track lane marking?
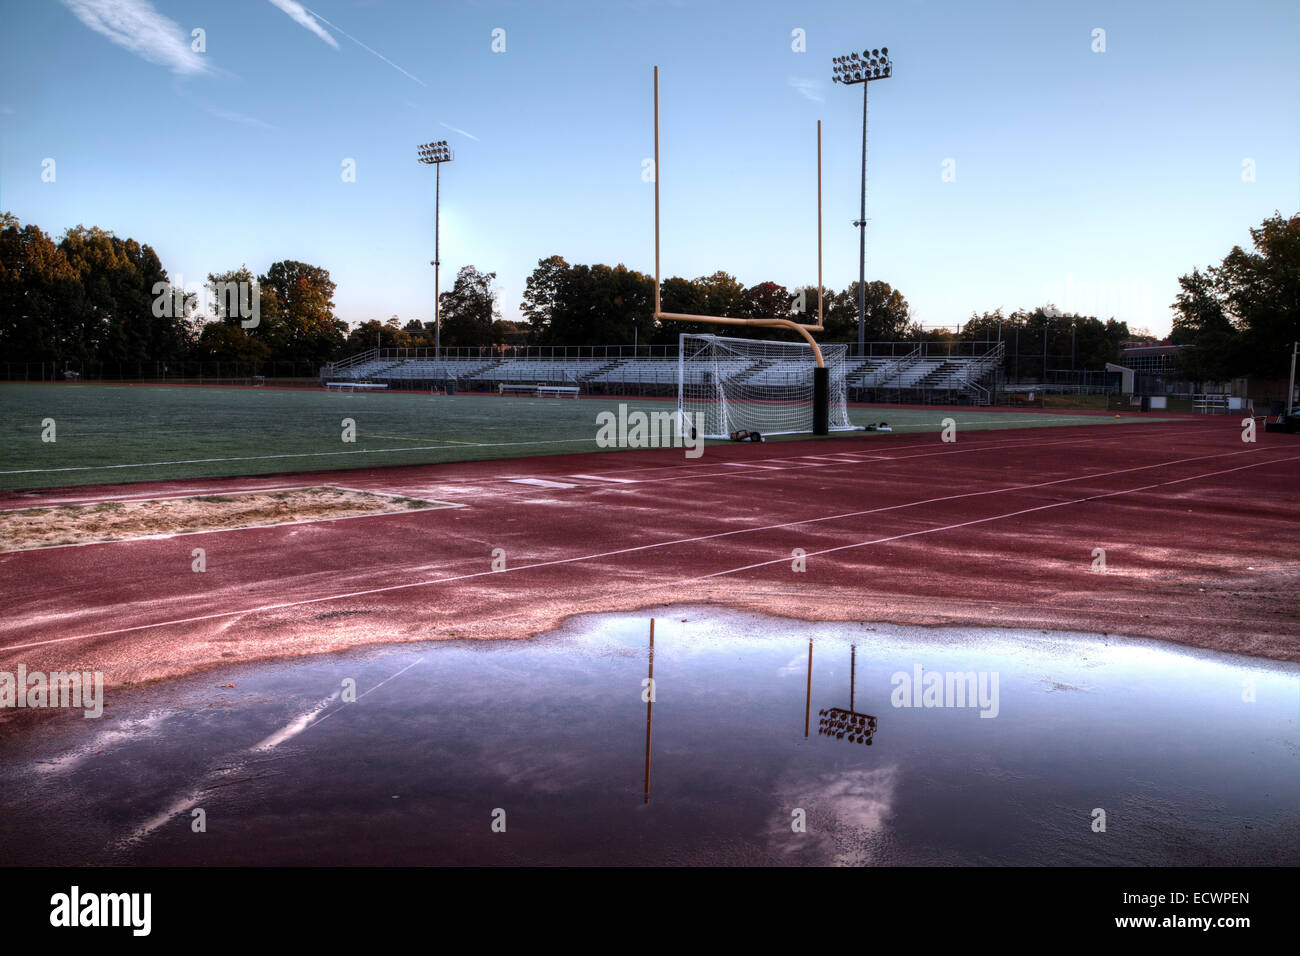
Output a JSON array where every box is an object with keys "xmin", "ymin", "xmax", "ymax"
[{"xmin": 5, "ymin": 445, "xmax": 1292, "ymax": 651}]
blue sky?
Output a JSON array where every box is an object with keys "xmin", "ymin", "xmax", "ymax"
[{"xmin": 1, "ymin": 0, "xmax": 1297, "ymax": 336}]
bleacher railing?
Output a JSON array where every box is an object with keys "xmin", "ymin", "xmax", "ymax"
[{"xmin": 321, "ymin": 339, "xmax": 1008, "ymax": 369}]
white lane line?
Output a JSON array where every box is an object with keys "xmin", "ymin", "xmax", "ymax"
[
  {"xmin": 5, "ymin": 445, "xmax": 1290, "ymax": 652},
  {"xmin": 253, "ymin": 692, "xmax": 342, "ymax": 752},
  {"xmin": 120, "ymin": 657, "xmax": 423, "ymax": 846},
  {"xmin": 696, "ymin": 454, "xmax": 1300, "ymax": 581},
  {"xmin": 558, "ymin": 427, "xmax": 1229, "ymax": 487},
  {"xmin": 570, "ymin": 474, "xmax": 640, "ymax": 483},
  {"xmin": 118, "ymin": 787, "xmax": 209, "ymax": 846},
  {"xmin": 525, "ymin": 422, "xmax": 1223, "ymax": 481},
  {"xmin": 509, "ymin": 478, "xmax": 579, "ymax": 488},
  {"xmin": 553, "ymin": 433, "xmax": 1090, "ymax": 479}
]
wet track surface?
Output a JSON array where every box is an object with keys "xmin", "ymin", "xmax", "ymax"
[{"xmin": 2, "ymin": 608, "xmax": 1296, "ymax": 866}]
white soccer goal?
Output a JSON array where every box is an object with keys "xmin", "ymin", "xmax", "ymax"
[{"xmin": 677, "ymin": 333, "xmax": 854, "ymax": 439}]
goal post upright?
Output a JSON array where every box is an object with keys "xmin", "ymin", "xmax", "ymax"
[{"xmin": 653, "ymin": 65, "xmax": 831, "ymax": 434}]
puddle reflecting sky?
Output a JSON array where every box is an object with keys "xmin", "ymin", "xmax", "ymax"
[{"xmin": 1, "ymin": 607, "xmax": 1297, "ymax": 865}]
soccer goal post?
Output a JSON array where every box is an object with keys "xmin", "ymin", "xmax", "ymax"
[{"xmin": 678, "ymin": 334, "xmax": 854, "ymax": 439}]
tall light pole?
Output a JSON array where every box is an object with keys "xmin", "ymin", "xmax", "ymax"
[
  {"xmin": 1044, "ymin": 305, "xmax": 1060, "ymax": 383},
  {"xmin": 832, "ymin": 46, "xmax": 892, "ymax": 356},
  {"xmin": 417, "ymin": 140, "xmax": 453, "ymax": 357}
]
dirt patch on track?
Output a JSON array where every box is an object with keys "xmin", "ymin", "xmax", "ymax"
[{"xmin": 0, "ymin": 486, "xmax": 451, "ymax": 552}]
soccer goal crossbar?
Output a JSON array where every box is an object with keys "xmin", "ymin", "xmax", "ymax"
[{"xmin": 678, "ymin": 334, "xmax": 854, "ymax": 439}]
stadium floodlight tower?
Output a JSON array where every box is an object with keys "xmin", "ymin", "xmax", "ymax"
[
  {"xmin": 416, "ymin": 140, "xmax": 454, "ymax": 357},
  {"xmin": 832, "ymin": 46, "xmax": 893, "ymax": 356}
]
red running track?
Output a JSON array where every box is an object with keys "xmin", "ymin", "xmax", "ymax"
[{"xmin": 1, "ymin": 419, "xmax": 1298, "ymax": 699}]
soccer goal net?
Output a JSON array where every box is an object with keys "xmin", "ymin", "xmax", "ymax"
[{"xmin": 678, "ymin": 333, "xmax": 854, "ymax": 439}]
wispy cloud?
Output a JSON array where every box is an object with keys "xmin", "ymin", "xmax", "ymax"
[
  {"xmin": 205, "ymin": 105, "xmax": 276, "ymax": 131},
  {"xmin": 60, "ymin": 0, "xmax": 209, "ymax": 75},
  {"xmin": 788, "ymin": 76, "xmax": 824, "ymax": 103},
  {"xmin": 440, "ymin": 122, "xmax": 479, "ymax": 142},
  {"xmin": 267, "ymin": 0, "xmax": 339, "ymax": 49},
  {"xmin": 303, "ymin": 6, "xmax": 426, "ymax": 86}
]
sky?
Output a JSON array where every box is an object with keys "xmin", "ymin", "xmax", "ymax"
[{"xmin": 1, "ymin": 0, "xmax": 1297, "ymax": 337}]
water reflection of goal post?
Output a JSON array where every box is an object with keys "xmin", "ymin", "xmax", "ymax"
[
  {"xmin": 805, "ymin": 641, "xmax": 878, "ymax": 746},
  {"xmin": 654, "ymin": 66, "xmax": 831, "ymax": 435}
]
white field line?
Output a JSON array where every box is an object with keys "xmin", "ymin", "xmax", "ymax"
[
  {"xmin": 0, "ymin": 436, "xmax": 604, "ymax": 476},
  {"xmin": 0, "ymin": 413, "xmax": 1201, "ymax": 479},
  {"xmin": 5, "ymin": 446, "xmax": 1292, "ymax": 652}
]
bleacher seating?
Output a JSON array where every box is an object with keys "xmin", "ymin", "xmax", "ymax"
[{"xmin": 320, "ymin": 343, "xmax": 1004, "ymax": 404}]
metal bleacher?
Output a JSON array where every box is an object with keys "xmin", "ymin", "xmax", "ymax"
[{"xmin": 320, "ymin": 342, "xmax": 1004, "ymax": 404}]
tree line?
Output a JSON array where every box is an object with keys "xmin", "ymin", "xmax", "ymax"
[
  {"xmin": 3, "ymin": 209, "xmax": 1295, "ymax": 380},
  {"xmin": 1168, "ymin": 212, "xmax": 1299, "ymax": 381}
]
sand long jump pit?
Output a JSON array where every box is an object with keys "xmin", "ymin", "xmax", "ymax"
[{"xmin": 0, "ymin": 485, "xmax": 457, "ymax": 552}]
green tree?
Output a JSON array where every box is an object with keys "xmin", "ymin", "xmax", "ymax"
[
  {"xmin": 526, "ymin": 261, "xmax": 654, "ymax": 345},
  {"xmin": 258, "ymin": 260, "xmax": 345, "ymax": 366},
  {"xmin": 0, "ymin": 214, "xmax": 86, "ymax": 364},
  {"xmin": 1215, "ymin": 212, "xmax": 1300, "ymax": 377},
  {"xmin": 439, "ymin": 266, "xmax": 502, "ymax": 347},
  {"xmin": 652, "ymin": 275, "xmax": 712, "ymax": 342},
  {"xmin": 520, "ymin": 255, "xmax": 571, "ymax": 342},
  {"xmin": 60, "ymin": 225, "xmax": 184, "ymax": 365},
  {"xmin": 1170, "ymin": 212, "xmax": 1300, "ymax": 380},
  {"xmin": 696, "ymin": 271, "xmax": 747, "ymax": 319},
  {"xmin": 196, "ymin": 321, "xmax": 270, "ymax": 368},
  {"xmin": 344, "ymin": 316, "xmax": 414, "ymax": 352},
  {"xmin": 821, "ymin": 280, "xmax": 911, "ymax": 343}
]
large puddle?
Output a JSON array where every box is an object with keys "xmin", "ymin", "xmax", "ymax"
[{"xmin": 1, "ymin": 607, "xmax": 1296, "ymax": 865}]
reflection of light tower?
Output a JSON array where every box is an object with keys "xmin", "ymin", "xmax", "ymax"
[
  {"xmin": 416, "ymin": 140, "xmax": 453, "ymax": 357},
  {"xmin": 814, "ymin": 644, "xmax": 878, "ymax": 746},
  {"xmin": 832, "ymin": 46, "xmax": 893, "ymax": 355}
]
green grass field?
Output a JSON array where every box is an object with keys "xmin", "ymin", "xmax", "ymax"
[{"xmin": 0, "ymin": 383, "xmax": 1175, "ymax": 491}]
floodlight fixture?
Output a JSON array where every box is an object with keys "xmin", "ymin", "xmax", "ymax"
[
  {"xmin": 417, "ymin": 140, "xmax": 453, "ymax": 165},
  {"xmin": 416, "ymin": 139, "xmax": 456, "ymax": 355},
  {"xmin": 831, "ymin": 43, "xmax": 893, "ymax": 353}
]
